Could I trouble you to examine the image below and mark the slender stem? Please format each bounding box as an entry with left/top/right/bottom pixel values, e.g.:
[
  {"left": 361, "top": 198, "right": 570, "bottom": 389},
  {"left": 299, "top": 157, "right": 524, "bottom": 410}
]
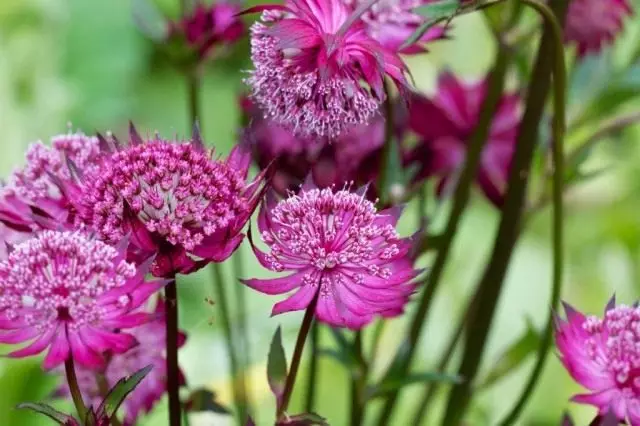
[
  {"left": 232, "top": 250, "right": 253, "bottom": 416},
  {"left": 440, "top": 1, "right": 569, "bottom": 423},
  {"left": 277, "top": 295, "right": 319, "bottom": 419},
  {"left": 377, "top": 81, "right": 395, "bottom": 203},
  {"left": 212, "top": 263, "right": 247, "bottom": 424},
  {"left": 97, "top": 374, "right": 123, "bottom": 426},
  {"left": 350, "top": 331, "right": 366, "bottom": 426},
  {"left": 498, "top": 1, "right": 566, "bottom": 423},
  {"left": 305, "top": 322, "right": 320, "bottom": 413},
  {"left": 65, "top": 358, "right": 88, "bottom": 422},
  {"left": 165, "top": 278, "right": 182, "bottom": 426},
  {"left": 187, "top": 72, "right": 200, "bottom": 129},
  {"left": 368, "top": 319, "right": 385, "bottom": 369},
  {"left": 374, "top": 44, "right": 512, "bottom": 426}
]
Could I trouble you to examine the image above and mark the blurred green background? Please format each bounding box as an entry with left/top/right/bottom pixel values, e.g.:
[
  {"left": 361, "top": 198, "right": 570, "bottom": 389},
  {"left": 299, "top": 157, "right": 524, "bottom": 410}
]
[{"left": 2, "top": 0, "right": 640, "bottom": 425}]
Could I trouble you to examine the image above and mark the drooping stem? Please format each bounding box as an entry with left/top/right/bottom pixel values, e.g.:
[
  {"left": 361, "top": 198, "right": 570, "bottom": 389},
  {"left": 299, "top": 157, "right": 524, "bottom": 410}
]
[
  {"left": 212, "top": 263, "right": 247, "bottom": 424},
  {"left": 498, "top": 0, "right": 566, "bottom": 423},
  {"left": 374, "top": 45, "right": 512, "bottom": 426},
  {"left": 305, "top": 322, "right": 320, "bottom": 412},
  {"left": 440, "top": 1, "right": 569, "bottom": 423},
  {"left": 65, "top": 357, "right": 88, "bottom": 422},
  {"left": 278, "top": 295, "right": 319, "bottom": 419},
  {"left": 350, "top": 331, "right": 366, "bottom": 426},
  {"left": 165, "top": 278, "right": 182, "bottom": 426}
]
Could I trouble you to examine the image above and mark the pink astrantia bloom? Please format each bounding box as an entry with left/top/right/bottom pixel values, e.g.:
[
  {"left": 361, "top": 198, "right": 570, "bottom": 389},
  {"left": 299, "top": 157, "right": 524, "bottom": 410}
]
[
  {"left": 244, "top": 181, "right": 419, "bottom": 329},
  {"left": 57, "top": 301, "right": 186, "bottom": 426},
  {"left": 0, "top": 231, "right": 164, "bottom": 370},
  {"left": 565, "top": 0, "right": 633, "bottom": 56},
  {"left": 171, "top": 0, "right": 245, "bottom": 59},
  {"left": 245, "top": 0, "right": 409, "bottom": 138},
  {"left": 58, "top": 126, "right": 267, "bottom": 278},
  {"left": 405, "top": 72, "right": 521, "bottom": 206},
  {"left": 556, "top": 299, "right": 640, "bottom": 424},
  {"left": 342, "top": 0, "right": 446, "bottom": 53}
]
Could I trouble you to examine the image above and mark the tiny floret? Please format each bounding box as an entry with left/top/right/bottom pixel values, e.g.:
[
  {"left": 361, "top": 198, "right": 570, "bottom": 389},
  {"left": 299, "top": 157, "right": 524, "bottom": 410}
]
[
  {"left": 0, "top": 231, "right": 163, "bottom": 370},
  {"left": 245, "top": 182, "right": 418, "bottom": 329}
]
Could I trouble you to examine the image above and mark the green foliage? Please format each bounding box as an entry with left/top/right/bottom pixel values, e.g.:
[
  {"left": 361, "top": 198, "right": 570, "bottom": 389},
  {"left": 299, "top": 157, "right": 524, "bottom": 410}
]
[{"left": 268, "top": 326, "right": 288, "bottom": 401}]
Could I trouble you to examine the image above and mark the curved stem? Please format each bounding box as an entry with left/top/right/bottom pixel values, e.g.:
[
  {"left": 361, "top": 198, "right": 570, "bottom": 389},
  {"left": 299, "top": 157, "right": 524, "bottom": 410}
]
[
  {"left": 498, "top": 0, "right": 566, "bottom": 423},
  {"left": 212, "top": 263, "right": 247, "bottom": 424},
  {"left": 440, "top": 1, "right": 569, "bottom": 423},
  {"left": 278, "top": 295, "right": 319, "bottom": 419},
  {"left": 65, "top": 357, "right": 88, "bottom": 422},
  {"left": 165, "top": 278, "right": 182, "bottom": 426},
  {"left": 374, "top": 44, "right": 512, "bottom": 426},
  {"left": 305, "top": 322, "right": 320, "bottom": 413}
]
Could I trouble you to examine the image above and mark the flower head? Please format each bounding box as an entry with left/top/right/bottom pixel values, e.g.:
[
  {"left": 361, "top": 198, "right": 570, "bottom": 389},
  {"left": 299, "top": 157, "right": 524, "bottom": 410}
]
[
  {"left": 0, "top": 231, "right": 164, "bottom": 370},
  {"left": 56, "top": 301, "right": 186, "bottom": 426},
  {"left": 63, "top": 126, "right": 267, "bottom": 277},
  {"left": 556, "top": 299, "right": 640, "bottom": 424},
  {"left": 245, "top": 0, "right": 409, "bottom": 138},
  {"left": 171, "top": 1, "right": 245, "bottom": 59},
  {"left": 405, "top": 72, "right": 521, "bottom": 206},
  {"left": 565, "top": 0, "right": 633, "bottom": 56},
  {"left": 244, "top": 182, "right": 418, "bottom": 329},
  {"left": 342, "top": 0, "right": 446, "bottom": 53}
]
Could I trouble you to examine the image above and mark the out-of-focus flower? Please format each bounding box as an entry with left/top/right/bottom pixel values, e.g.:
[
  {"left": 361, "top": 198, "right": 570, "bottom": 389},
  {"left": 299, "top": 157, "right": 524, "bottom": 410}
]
[
  {"left": 246, "top": 98, "right": 386, "bottom": 195},
  {"left": 565, "top": 0, "right": 633, "bottom": 56},
  {"left": 56, "top": 301, "right": 186, "bottom": 426},
  {"left": 342, "top": 0, "right": 446, "bottom": 53},
  {"left": 556, "top": 299, "right": 640, "bottom": 424},
  {"left": 245, "top": 0, "right": 409, "bottom": 138},
  {"left": 170, "top": 1, "right": 245, "bottom": 59},
  {"left": 244, "top": 182, "right": 418, "bottom": 329},
  {"left": 58, "top": 125, "right": 267, "bottom": 278},
  {"left": 405, "top": 72, "right": 521, "bottom": 206},
  {"left": 0, "top": 231, "right": 164, "bottom": 370}
]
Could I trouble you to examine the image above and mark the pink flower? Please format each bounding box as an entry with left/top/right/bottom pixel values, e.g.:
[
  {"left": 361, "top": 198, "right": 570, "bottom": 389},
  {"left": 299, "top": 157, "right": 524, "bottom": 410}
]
[
  {"left": 171, "top": 1, "right": 245, "bottom": 59},
  {"left": 244, "top": 182, "right": 419, "bottom": 329},
  {"left": 56, "top": 301, "right": 186, "bottom": 426},
  {"left": 244, "top": 0, "right": 409, "bottom": 138},
  {"left": 405, "top": 72, "right": 521, "bottom": 206},
  {"left": 246, "top": 98, "right": 386, "bottom": 195},
  {"left": 565, "top": 0, "right": 633, "bottom": 56},
  {"left": 59, "top": 126, "right": 267, "bottom": 278},
  {"left": 0, "top": 231, "right": 164, "bottom": 370},
  {"left": 342, "top": 0, "right": 446, "bottom": 53},
  {"left": 556, "top": 299, "right": 640, "bottom": 424}
]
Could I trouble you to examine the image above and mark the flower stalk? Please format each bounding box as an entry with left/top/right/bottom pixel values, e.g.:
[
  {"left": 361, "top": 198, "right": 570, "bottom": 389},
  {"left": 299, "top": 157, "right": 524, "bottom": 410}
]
[
  {"left": 165, "top": 278, "right": 182, "bottom": 426},
  {"left": 65, "top": 358, "right": 88, "bottom": 422},
  {"left": 305, "top": 322, "right": 320, "bottom": 413}
]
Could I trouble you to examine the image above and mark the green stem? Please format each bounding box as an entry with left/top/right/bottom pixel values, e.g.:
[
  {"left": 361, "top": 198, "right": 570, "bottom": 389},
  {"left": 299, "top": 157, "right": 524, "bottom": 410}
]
[
  {"left": 377, "top": 81, "right": 395, "bottom": 203},
  {"left": 440, "top": 1, "right": 568, "bottom": 423},
  {"left": 374, "top": 44, "right": 512, "bottom": 426},
  {"left": 498, "top": 0, "right": 566, "bottom": 423},
  {"left": 165, "top": 279, "right": 182, "bottom": 426},
  {"left": 350, "top": 331, "right": 366, "bottom": 426},
  {"left": 187, "top": 72, "right": 200, "bottom": 129},
  {"left": 277, "top": 295, "right": 319, "bottom": 419},
  {"left": 65, "top": 358, "right": 88, "bottom": 422},
  {"left": 232, "top": 250, "right": 253, "bottom": 415},
  {"left": 305, "top": 322, "right": 320, "bottom": 413},
  {"left": 212, "top": 263, "right": 247, "bottom": 424}
]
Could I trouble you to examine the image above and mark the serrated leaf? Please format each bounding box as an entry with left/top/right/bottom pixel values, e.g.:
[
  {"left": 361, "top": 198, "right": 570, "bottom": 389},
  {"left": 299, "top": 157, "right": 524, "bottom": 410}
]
[
  {"left": 186, "top": 388, "right": 232, "bottom": 415},
  {"left": 401, "top": 0, "right": 459, "bottom": 49},
  {"left": 367, "top": 372, "right": 463, "bottom": 399},
  {"left": 16, "top": 402, "right": 75, "bottom": 425},
  {"left": 98, "top": 365, "right": 153, "bottom": 420},
  {"left": 132, "top": 0, "right": 169, "bottom": 42},
  {"left": 477, "top": 320, "right": 540, "bottom": 390},
  {"left": 268, "top": 326, "right": 288, "bottom": 401}
]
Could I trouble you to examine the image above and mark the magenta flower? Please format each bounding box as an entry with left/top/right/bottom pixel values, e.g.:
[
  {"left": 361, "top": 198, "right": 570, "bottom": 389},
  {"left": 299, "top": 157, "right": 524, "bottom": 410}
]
[
  {"left": 171, "top": 1, "right": 245, "bottom": 59},
  {"left": 244, "top": 182, "right": 419, "bottom": 329},
  {"left": 58, "top": 126, "right": 267, "bottom": 278},
  {"left": 244, "top": 0, "right": 409, "bottom": 138},
  {"left": 405, "top": 72, "right": 521, "bottom": 206},
  {"left": 0, "top": 231, "right": 164, "bottom": 370},
  {"left": 342, "top": 0, "right": 446, "bottom": 53},
  {"left": 246, "top": 98, "right": 386, "bottom": 195},
  {"left": 565, "top": 0, "right": 633, "bottom": 56},
  {"left": 56, "top": 301, "right": 186, "bottom": 426},
  {"left": 556, "top": 299, "right": 640, "bottom": 424}
]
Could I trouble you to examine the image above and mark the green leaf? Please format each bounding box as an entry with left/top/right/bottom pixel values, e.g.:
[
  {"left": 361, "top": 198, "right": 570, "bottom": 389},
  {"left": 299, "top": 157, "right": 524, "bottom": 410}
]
[
  {"left": 367, "top": 372, "right": 463, "bottom": 399},
  {"left": 132, "top": 0, "right": 168, "bottom": 42},
  {"left": 413, "top": 0, "right": 460, "bottom": 20},
  {"left": 268, "top": 326, "right": 288, "bottom": 400},
  {"left": 278, "top": 412, "right": 329, "bottom": 425},
  {"left": 98, "top": 365, "right": 153, "bottom": 420},
  {"left": 16, "top": 403, "right": 75, "bottom": 425},
  {"left": 326, "top": 327, "right": 360, "bottom": 368},
  {"left": 476, "top": 320, "right": 540, "bottom": 390},
  {"left": 186, "top": 389, "right": 232, "bottom": 415}
]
